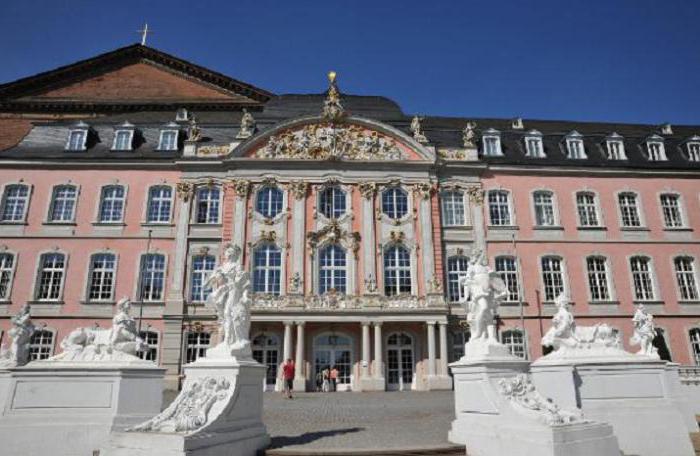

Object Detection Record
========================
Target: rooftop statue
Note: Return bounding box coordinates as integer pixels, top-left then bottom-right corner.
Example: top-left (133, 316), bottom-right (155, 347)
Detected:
top-left (462, 121), bottom-right (477, 148)
top-left (630, 304), bottom-right (659, 358)
top-left (321, 71), bottom-right (345, 121)
top-left (49, 297), bottom-right (148, 363)
top-left (203, 244), bottom-right (253, 359)
top-left (0, 304), bottom-right (35, 367)
top-left (236, 108), bottom-right (256, 139)
top-left (186, 115), bottom-right (202, 142)
top-left (410, 115), bottom-right (428, 143)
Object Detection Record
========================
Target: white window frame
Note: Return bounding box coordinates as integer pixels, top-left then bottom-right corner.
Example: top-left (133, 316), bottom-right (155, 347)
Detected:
top-left (381, 187), bottom-right (410, 220)
top-left (585, 255), bottom-right (613, 302)
top-left (194, 186), bottom-right (221, 224)
top-left (487, 189), bottom-right (513, 226)
top-left (137, 253), bottom-right (167, 302)
top-left (137, 329), bottom-right (160, 362)
top-left (605, 133), bottom-right (627, 160)
top-left (685, 137), bottom-right (700, 162)
top-left (190, 254), bottom-right (216, 303)
top-left (524, 130), bottom-right (545, 158)
top-left (659, 193), bottom-right (685, 229)
top-left (564, 131), bottom-right (587, 159)
top-left (0, 183), bottom-right (31, 223)
top-left (689, 328), bottom-right (700, 366)
top-left (531, 190), bottom-right (558, 227)
top-left (575, 191), bottom-right (602, 227)
top-left (97, 184), bottom-right (127, 223)
top-left (0, 251), bottom-right (17, 301)
top-left (145, 185), bottom-right (174, 224)
top-left (674, 256), bottom-right (699, 302)
top-left (112, 122), bottom-right (135, 151)
top-left (440, 190), bottom-right (467, 227)
top-left (617, 191), bottom-right (643, 228)
top-left (494, 255), bottom-right (521, 303)
top-left (644, 135), bottom-right (667, 161)
top-left (47, 184), bottom-right (79, 223)
top-left (184, 330), bottom-right (211, 364)
top-left (86, 252), bottom-right (118, 303)
top-left (540, 255), bottom-right (567, 302)
top-left (318, 244), bottom-right (348, 295)
top-left (500, 328), bottom-right (528, 359)
top-left (65, 123), bottom-right (89, 151)
top-left (158, 124), bottom-right (180, 151)
top-left (481, 128), bottom-right (503, 157)
top-left (255, 186), bottom-right (284, 219)
top-left (318, 185), bottom-right (348, 220)
top-left (446, 255), bottom-right (469, 303)
top-left (252, 243), bottom-right (282, 295)
top-left (383, 244), bottom-right (413, 296)
top-left (34, 252), bottom-right (67, 302)
top-left (629, 255), bottom-right (657, 302)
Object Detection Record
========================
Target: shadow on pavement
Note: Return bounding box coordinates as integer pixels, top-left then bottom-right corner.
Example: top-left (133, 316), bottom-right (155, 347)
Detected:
top-left (269, 427), bottom-right (365, 448)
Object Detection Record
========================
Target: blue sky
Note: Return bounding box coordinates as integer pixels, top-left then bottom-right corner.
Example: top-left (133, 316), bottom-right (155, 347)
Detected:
top-left (1, 0), bottom-right (699, 124)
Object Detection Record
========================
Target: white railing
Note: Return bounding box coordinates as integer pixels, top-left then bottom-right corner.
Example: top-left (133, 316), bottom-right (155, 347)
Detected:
top-left (250, 293), bottom-right (446, 310)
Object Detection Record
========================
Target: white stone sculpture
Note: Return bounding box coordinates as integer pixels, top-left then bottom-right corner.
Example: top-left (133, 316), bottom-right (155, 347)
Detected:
top-left (236, 109), bottom-right (256, 139)
top-left (203, 244), bottom-right (253, 359)
top-left (630, 304), bottom-right (659, 358)
top-left (49, 297), bottom-right (148, 363)
top-left (129, 376), bottom-right (231, 433)
top-left (186, 116), bottom-right (202, 142)
top-left (497, 374), bottom-right (583, 426)
top-left (541, 293), bottom-right (578, 350)
top-left (410, 115), bottom-right (428, 143)
top-left (322, 71), bottom-right (345, 121)
top-left (462, 121), bottom-right (477, 148)
top-left (0, 304), bottom-right (35, 367)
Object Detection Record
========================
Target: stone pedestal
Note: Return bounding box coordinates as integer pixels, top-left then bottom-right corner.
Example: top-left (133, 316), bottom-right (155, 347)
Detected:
top-left (531, 356), bottom-right (695, 456)
top-left (0, 362), bottom-right (165, 456)
top-left (102, 357), bottom-right (269, 456)
top-left (426, 374), bottom-right (453, 390)
top-left (358, 377), bottom-right (385, 391)
top-left (448, 356), bottom-right (620, 456)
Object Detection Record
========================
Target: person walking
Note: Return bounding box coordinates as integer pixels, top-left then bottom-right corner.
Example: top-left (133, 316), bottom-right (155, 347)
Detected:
top-left (315, 370), bottom-right (323, 392)
top-left (282, 358), bottom-right (295, 399)
top-left (330, 366), bottom-right (339, 392)
top-left (322, 367), bottom-right (330, 392)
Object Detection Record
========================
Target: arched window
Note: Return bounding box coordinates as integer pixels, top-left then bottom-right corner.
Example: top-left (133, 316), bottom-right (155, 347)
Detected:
top-left (0, 253), bottom-right (15, 300)
top-left (190, 255), bottom-right (216, 302)
top-left (49, 185), bottom-right (78, 222)
top-left (195, 186), bottom-right (220, 224)
top-left (501, 329), bottom-right (527, 359)
top-left (446, 256), bottom-right (469, 302)
top-left (87, 253), bottom-right (117, 302)
top-left (185, 331), bottom-right (210, 364)
top-left (36, 253), bottom-right (66, 301)
top-left (0, 184), bottom-right (30, 222)
top-left (690, 328), bottom-right (700, 365)
top-left (29, 329), bottom-right (54, 360)
top-left (256, 186), bottom-right (283, 218)
top-left (495, 256), bottom-right (520, 302)
top-left (381, 187), bottom-right (408, 220)
top-left (383, 245), bottom-right (411, 296)
top-left (576, 192), bottom-right (600, 227)
top-left (138, 330), bottom-right (159, 362)
top-left (98, 185), bottom-right (126, 223)
top-left (253, 244), bottom-right (281, 295)
top-left (146, 186), bottom-right (173, 223)
top-left (319, 186), bottom-right (346, 219)
top-left (319, 245), bottom-right (347, 294)
top-left (674, 257), bottom-right (699, 301)
top-left (487, 190), bottom-right (512, 226)
top-left (630, 256), bottom-right (655, 301)
top-left (440, 191), bottom-right (465, 226)
top-left (586, 256), bottom-right (611, 301)
top-left (541, 256), bottom-right (565, 301)
top-left (532, 190), bottom-right (556, 226)
top-left (138, 253), bottom-right (166, 302)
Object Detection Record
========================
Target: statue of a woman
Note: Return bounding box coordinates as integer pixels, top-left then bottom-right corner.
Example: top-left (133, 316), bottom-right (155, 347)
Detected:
top-left (458, 252), bottom-right (507, 342)
top-left (542, 293), bottom-right (578, 350)
top-left (0, 304), bottom-right (35, 366)
top-left (630, 304), bottom-right (659, 358)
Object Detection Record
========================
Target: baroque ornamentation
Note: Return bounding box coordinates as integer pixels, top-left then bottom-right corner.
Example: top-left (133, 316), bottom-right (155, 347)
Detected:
top-left (288, 181), bottom-right (308, 200)
top-left (49, 298), bottom-right (148, 363)
top-left (232, 180), bottom-right (250, 199)
top-left (236, 108), bottom-right (256, 139)
top-left (129, 376), bottom-right (231, 433)
top-left (364, 273), bottom-right (377, 293)
top-left (630, 304), bottom-right (659, 358)
top-left (428, 273), bottom-right (442, 293)
top-left (249, 294), bottom-right (440, 310)
top-left (288, 272), bottom-right (302, 293)
top-left (197, 145), bottom-right (231, 156)
top-left (462, 121), bottom-right (477, 148)
top-left (307, 220), bottom-right (361, 256)
top-left (321, 71), bottom-right (345, 121)
top-left (259, 231), bottom-right (277, 243)
top-left (410, 115), bottom-right (428, 144)
top-left (257, 124), bottom-right (405, 161)
top-left (497, 374), bottom-right (583, 426)
top-left (459, 251), bottom-right (507, 344)
top-left (358, 182), bottom-right (377, 199)
top-left (466, 186), bottom-right (484, 205)
top-left (0, 304), bottom-right (35, 367)
top-left (412, 182), bottom-right (435, 200)
top-left (389, 231), bottom-right (406, 243)
top-left (176, 182), bottom-right (194, 202)
top-left (186, 116), bottom-right (202, 142)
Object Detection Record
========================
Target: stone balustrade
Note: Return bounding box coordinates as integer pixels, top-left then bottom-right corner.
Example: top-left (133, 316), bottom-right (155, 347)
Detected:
top-left (250, 293), bottom-right (445, 310)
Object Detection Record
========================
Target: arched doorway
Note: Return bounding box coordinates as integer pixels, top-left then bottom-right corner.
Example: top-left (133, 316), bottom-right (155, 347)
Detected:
top-left (386, 332), bottom-right (414, 391)
top-left (313, 333), bottom-right (354, 391)
top-left (252, 333), bottom-right (280, 391)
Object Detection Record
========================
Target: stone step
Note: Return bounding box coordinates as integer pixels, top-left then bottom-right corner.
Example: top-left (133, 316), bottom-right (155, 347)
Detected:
top-left (263, 444), bottom-right (465, 456)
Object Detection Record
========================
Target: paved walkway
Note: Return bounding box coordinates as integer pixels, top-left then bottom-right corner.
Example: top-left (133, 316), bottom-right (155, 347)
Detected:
top-left (263, 391), bottom-right (457, 453)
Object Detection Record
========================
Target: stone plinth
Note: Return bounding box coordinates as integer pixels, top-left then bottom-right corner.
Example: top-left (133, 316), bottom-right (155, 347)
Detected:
top-left (358, 377), bottom-right (386, 391)
top-left (448, 357), bottom-right (620, 456)
top-left (0, 362), bottom-right (165, 456)
top-left (102, 357), bottom-right (269, 456)
top-left (531, 356), bottom-right (695, 456)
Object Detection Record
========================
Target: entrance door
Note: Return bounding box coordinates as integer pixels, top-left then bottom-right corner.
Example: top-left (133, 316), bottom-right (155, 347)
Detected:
top-left (252, 334), bottom-right (280, 391)
top-left (387, 332), bottom-right (414, 391)
top-left (314, 333), bottom-right (354, 391)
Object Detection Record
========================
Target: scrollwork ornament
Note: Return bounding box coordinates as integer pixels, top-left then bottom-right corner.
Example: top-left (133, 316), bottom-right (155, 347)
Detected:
top-left (466, 186), bottom-right (484, 205)
top-left (176, 182), bottom-right (194, 202)
top-left (232, 180), bottom-right (250, 199)
top-left (288, 181), bottom-right (309, 200)
top-left (413, 182), bottom-right (435, 200)
top-left (358, 182), bottom-right (377, 199)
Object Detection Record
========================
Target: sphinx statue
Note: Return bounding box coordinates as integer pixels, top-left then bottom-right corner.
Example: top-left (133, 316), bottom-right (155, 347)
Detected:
top-left (0, 304), bottom-right (35, 367)
top-left (630, 304), bottom-right (659, 358)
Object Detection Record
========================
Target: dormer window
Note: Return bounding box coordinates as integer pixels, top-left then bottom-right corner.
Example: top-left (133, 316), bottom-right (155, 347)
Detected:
top-left (605, 133), bottom-right (627, 160)
top-left (176, 108), bottom-right (189, 122)
top-left (158, 123), bottom-right (179, 151)
top-left (112, 121), bottom-right (135, 151)
top-left (524, 130), bottom-right (544, 158)
top-left (482, 128), bottom-right (502, 156)
top-left (565, 131), bottom-right (586, 159)
top-left (645, 135), bottom-right (667, 161)
top-left (685, 136), bottom-right (700, 162)
top-left (65, 122), bottom-right (89, 151)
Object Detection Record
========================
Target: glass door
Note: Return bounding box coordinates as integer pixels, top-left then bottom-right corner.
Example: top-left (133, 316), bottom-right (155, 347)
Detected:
top-left (387, 332), bottom-right (414, 391)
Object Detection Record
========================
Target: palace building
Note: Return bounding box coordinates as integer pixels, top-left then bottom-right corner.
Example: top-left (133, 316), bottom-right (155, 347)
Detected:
top-left (1, 44), bottom-right (700, 392)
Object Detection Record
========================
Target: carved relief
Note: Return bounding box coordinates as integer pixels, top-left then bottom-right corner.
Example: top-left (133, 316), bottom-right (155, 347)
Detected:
top-left (257, 124), bottom-right (406, 161)
top-left (358, 182), bottom-right (377, 199)
top-left (176, 182), bottom-right (194, 202)
top-left (466, 186), bottom-right (484, 205)
top-left (412, 182), bottom-right (435, 200)
top-left (249, 294), bottom-right (440, 310)
top-left (197, 145), bottom-right (231, 156)
top-left (288, 272), bottom-right (302, 294)
top-left (307, 220), bottom-right (361, 257)
top-left (497, 374), bottom-right (582, 426)
top-left (232, 180), bottom-right (250, 199)
top-left (288, 181), bottom-right (309, 200)
top-left (389, 231), bottom-right (406, 243)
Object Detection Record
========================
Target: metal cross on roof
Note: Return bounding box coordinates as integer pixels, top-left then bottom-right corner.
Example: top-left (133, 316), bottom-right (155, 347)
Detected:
top-left (137, 23), bottom-right (152, 46)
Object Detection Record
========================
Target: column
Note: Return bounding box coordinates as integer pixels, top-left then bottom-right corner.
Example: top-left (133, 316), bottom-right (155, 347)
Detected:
top-left (427, 321), bottom-right (436, 377)
top-left (373, 322), bottom-right (383, 378)
top-left (439, 321), bottom-right (448, 375)
top-left (293, 321), bottom-right (305, 391)
top-left (283, 321), bottom-right (293, 361)
top-left (361, 322), bottom-right (371, 377)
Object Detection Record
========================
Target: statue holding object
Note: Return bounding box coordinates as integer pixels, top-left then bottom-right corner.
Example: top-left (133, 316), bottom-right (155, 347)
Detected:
top-left (630, 304), bottom-right (659, 358)
top-left (0, 304), bottom-right (35, 367)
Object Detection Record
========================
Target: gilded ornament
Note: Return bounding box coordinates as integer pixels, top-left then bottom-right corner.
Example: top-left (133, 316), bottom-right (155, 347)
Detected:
top-left (321, 71), bottom-right (345, 121)
top-left (288, 181), bottom-right (308, 200)
top-left (358, 182), bottom-right (377, 199)
top-left (413, 182), bottom-right (435, 200)
top-left (176, 182), bottom-right (194, 201)
top-left (232, 180), bottom-right (250, 199)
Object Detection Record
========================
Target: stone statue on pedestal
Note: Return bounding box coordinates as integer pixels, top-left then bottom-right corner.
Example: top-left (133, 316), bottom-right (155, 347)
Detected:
top-left (630, 304), bottom-right (659, 358)
top-left (462, 121), bottom-right (477, 148)
top-left (541, 293), bottom-right (578, 350)
top-left (203, 244), bottom-right (252, 359)
top-left (49, 298), bottom-right (148, 363)
top-left (236, 109), bottom-right (256, 139)
top-left (0, 304), bottom-right (35, 367)
top-left (410, 115), bottom-right (428, 143)
top-left (187, 116), bottom-right (202, 142)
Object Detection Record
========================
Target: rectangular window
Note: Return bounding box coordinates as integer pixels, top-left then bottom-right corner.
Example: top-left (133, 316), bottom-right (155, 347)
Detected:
top-left (483, 136), bottom-right (501, 156)
top-left (49, 185), bottom-right (78, 222)
top-left (688, 143), bottom-right (700, 162)
top-left (29, 330), bottom-right (54, 360)
top-left (98, 185), bottom-right (125, 222)
top-left (440, 191), bottom-right (465, 226)
top-left (88, 253), bottom-right (116, 302)
top-left (660, 194), bottom-right (683, 228)
top-left (139, 254), bottom-right (166, 302)
top-left (541, 256), bottom-right (564, 301)
top-left (488, 190), bottom-right (511, 226)
top-left (185, 331), bottom-right (211, 363)
top-left (586, 257), bottom-right (610, 301)
top-left (446, 256), bottom-right (469, 302)
top-left (647, 142), bottom-right (666, 161)
top-left (501, 330), bottom-right (527, 359)
top-left (191, 255), bottom-right (216, 302)
top-left (0, 253), bottom-right (14, 300)
top-left (195, 187), bottom-right (220, 224)
top-left (146, 186), bottom-right (172, 223)
top-left (1, 184), bottom-right (29, 222)
top-left (158, 130), bottom-right (178, 151)
top-left (138, 331), bottom-right (159, 361)
top-left (607, 140), bottom-right (625, 160)
top-left (576, 193), bottom-right (599, 227)
top-left (495, 256), bottom-right (520, 302)
top-left (618, 193), bottom-right (641, 227)
top-left (112, 130), bottom-right (133, 151)
top-left (690, 329), bottom-right (700, 365)
top-left (675, 257), bottom-right (699, 301)
top-left (66, 130), bottom-right (86, 151)
top-left (533, 191), bottom-right (556, 226)
top-left (37, 253), bottom-right (65, 301)
top-left (566, 139), bottom-right (585, 159)
top-left (630, 257), bottom-right (655, 301)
